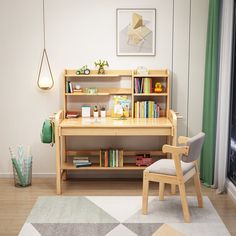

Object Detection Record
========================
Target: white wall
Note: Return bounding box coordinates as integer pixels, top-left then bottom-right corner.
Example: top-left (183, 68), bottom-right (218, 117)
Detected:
top-left (0, 0), bottom-right (208, 176)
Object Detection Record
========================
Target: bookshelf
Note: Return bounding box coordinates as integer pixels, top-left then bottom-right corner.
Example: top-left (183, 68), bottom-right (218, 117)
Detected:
top-left (64, 69), bottom-right (170, 119)
top-left (132, 69), bottom-right (170, 118)
top-left (54, 68), bottom-right (176, 194)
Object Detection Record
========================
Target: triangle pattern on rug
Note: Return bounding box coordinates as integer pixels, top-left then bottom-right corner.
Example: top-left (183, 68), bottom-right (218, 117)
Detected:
top-left (106, 224), bottom-right (137, 236)
top-left (32, 223), bottom-right (119, 236)
top-left (27, 196), bottom-right (119, 224)
top-left (123, 223), bottom-right (163, 236)
top-left (86, 196), bottom-right (155, 222)
top-left (152, 224), bottom-right (184, 236)
top-left (18, 223), bottom-right (41, 236)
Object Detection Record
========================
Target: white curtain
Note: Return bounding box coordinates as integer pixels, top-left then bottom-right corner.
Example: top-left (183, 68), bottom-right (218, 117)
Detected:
top-left (214, 0), bottom-right (234, 193)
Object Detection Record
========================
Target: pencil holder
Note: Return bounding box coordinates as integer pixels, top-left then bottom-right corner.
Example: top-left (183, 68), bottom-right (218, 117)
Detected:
top-left (10, 145), bottom-right (32, 187)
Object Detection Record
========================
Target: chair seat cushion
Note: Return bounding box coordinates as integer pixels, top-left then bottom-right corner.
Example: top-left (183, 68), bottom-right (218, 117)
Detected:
top-left (146, 159), bottom-right (195, 176)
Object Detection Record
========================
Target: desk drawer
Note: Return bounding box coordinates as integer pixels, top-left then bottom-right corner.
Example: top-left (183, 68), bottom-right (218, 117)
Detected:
top-left (61, 127), bottom-right (172, 136)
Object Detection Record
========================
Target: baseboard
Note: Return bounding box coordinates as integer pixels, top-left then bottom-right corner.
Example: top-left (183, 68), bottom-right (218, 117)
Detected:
top-left (226, 178), bottom-right (236, 204)
top-left (0, 173), bottom-right (56, 178)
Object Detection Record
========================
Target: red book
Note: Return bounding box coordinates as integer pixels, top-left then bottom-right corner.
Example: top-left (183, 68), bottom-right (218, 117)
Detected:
top-left (105, 150), bottom-right (108, 167)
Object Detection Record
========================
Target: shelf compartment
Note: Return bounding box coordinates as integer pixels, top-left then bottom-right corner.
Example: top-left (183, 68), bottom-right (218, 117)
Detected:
top-left (65, 69), bottom-right (132, 78)
top-left (66, 150), bottom-right (165, 157)
top-left (65, 88), bottom-right (132, 96)
top-left (133, 93), bottom-right (168, 96)
top-left (61, 162), bottom-right (146, 170)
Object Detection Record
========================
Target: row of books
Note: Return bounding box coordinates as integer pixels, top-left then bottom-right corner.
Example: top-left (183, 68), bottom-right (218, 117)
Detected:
top-left (66, 81), bottom-right (82, 93)
top-left (134, 77), bottom-right (152, 94)
top-left (134, 101), bottom-right (160, 118)
top-left (100, 149), bottom-right (124, 167)
top-left (73, 157), bottom-right (92, 168)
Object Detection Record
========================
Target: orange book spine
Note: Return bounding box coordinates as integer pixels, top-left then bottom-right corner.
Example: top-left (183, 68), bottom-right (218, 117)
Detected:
top-left (105, 150), bottom-right (108, 167)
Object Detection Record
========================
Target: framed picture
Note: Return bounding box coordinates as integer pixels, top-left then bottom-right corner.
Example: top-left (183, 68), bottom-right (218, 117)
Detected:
top-left (116, 8), bottom-right (156, 56)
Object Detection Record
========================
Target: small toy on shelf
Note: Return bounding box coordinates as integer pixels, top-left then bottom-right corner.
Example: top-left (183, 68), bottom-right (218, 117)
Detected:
top-left (76, 65), bottom-right (90, 75)
top-left (73, 84), bottom-right (83, 93)
top-left (135, 154), bottom-right (153, 166)
top-left (136, 66), bottom-right (149, 75)
top-left (154, 82), bottom-right (163, 93)
top-left (94, 60), bottom-right (109, 74)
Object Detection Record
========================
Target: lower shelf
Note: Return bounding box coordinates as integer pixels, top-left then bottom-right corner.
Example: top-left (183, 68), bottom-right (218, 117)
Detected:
top-left (61, 162), bottom-right (146, 170)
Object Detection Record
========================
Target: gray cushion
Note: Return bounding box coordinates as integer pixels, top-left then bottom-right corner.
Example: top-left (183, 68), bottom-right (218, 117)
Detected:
top-left (146, 159), bottom-right (195, 176)
top-left (182, 132), bottom-right (205, 163)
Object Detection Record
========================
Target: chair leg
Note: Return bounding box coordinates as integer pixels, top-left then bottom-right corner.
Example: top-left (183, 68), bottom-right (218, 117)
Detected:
top-left (142, 171), bottom-right (149, 215)
top-left (159, 182), bottom-right (165, 201)
top-left (171, 184), bottom-right (176, 194)
top-left (193, 173), bottom-right (203, 208)
top-left (178, 182), bottom-right (190, 223)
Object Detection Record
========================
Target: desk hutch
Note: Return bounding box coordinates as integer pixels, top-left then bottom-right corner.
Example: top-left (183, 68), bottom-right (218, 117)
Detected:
top-left (54, 69), bottom-right (177, 194)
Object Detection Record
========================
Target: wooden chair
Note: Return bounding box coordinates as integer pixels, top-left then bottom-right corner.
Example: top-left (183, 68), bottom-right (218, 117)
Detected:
top-left (142, 132), bottom-right (205, 223)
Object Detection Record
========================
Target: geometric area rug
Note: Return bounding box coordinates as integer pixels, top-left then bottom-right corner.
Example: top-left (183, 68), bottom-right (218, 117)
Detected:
top-left (18, 196), bottom-right (230, 236)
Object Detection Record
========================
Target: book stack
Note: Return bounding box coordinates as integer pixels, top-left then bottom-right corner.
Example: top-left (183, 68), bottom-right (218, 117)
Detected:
top-left (100, 149), bottom-right (124, 167)
top-left (134, 101), bottom-right (160, 118)
top-left (66, 111), bottom-right (79, 118)
top-left (73, 157), bottom-right (92, 168)
top-left (134, 77), bottom-right (152, 94)
top-left (66, 81), bottom-right (73, 93)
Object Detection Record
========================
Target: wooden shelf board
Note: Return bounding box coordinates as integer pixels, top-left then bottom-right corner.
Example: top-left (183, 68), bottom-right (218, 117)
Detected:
top-left (61, 162), bottom-right (146, 170)
top-left (133, 93), bottom-right (168, 96)
top-left (65, 92), bottom-right (132, 96)
top-left (65, 93), bottom-right (109, 96)
top-left (133, 74), bottom-right (168, 78)
top-left (66, 150), bottom-right (165, 156)
top-left (65, 69), bottom-right (132, 77)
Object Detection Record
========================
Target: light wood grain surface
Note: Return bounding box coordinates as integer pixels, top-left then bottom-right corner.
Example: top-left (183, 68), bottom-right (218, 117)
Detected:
top-left (0, 178), bottom-right (236, 236)
top-left (60, 117), bottom-right (173, 128)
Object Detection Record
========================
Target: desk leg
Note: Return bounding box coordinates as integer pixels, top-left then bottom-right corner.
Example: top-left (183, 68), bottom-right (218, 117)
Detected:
top-left (61, 136), bottom-right (67, 181)
top-left (55, 127), bottom-right (62, 195)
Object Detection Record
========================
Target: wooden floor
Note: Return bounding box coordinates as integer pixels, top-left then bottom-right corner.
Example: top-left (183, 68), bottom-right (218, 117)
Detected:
top-left (0, 178), bottom-right (236, 236)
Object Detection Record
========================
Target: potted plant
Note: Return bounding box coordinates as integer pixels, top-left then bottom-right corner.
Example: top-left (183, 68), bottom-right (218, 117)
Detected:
top-left (100, 106), bottom-right (106, 118)
top-left (93, 105), bottom-right (99, 118)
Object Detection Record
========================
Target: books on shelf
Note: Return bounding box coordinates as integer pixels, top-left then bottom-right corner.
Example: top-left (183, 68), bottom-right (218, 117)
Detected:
top-left (66, 81), bottom-right (73, 93)
top-left (112, 96), bottom-right (130, 118)
top-left (134, 101), bottom-right (160, 118)
top-left (73, 157), bottom-right (92, 168)
top-left (66, 111), bottom-right (79, 118)
top-left (134, 77), bottom-right (153, 94)
top-left (100, 149), bottom-right (124, 167)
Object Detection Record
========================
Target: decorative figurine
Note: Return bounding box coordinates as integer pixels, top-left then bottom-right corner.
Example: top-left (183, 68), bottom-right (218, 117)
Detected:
top-left (94, 60), bottom-right (109, 74)
top-left (154, 82), bottom-right (163, 93)
top-left (76, 65), bottom-right (90, 75)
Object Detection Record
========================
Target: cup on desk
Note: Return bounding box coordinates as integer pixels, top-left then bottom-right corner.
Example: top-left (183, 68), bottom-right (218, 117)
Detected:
top-left (101, 110), bottom-right (106, 118)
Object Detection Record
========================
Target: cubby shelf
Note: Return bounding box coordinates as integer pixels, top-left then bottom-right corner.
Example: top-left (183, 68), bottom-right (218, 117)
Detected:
top-left (133, 93), bottom-right (168, 96)
top-left (61, 162), bottom-right (146, 170)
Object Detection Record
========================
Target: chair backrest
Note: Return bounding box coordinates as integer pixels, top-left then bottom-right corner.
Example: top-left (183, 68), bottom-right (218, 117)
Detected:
top-left (182, 132), bottom-right (205, 163)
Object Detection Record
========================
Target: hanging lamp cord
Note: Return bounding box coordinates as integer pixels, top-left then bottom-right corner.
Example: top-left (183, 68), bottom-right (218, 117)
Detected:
top-left (43, 0), bottom-right (46, 49)
top-left (37, 0), bottom-right (54, 90)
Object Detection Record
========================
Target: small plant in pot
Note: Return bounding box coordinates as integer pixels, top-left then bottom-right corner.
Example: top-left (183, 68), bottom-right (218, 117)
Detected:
top-left (100, 106), bottom-right (106, 118)
top-left (93, 105), bottom-right (99, 118)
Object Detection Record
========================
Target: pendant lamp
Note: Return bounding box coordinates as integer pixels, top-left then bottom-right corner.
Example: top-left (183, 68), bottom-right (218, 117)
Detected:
top-left (37, 0), bottom-right (54, 90)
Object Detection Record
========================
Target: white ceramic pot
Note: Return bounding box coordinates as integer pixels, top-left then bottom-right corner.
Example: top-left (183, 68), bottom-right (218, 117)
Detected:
top-left (94, 111), bottom-right (99, 118)
top-left (101, 110), bottom-right (106, 118)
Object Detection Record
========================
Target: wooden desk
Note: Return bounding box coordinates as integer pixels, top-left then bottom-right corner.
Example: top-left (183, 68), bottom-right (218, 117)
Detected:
top-left (54, 110), bottom-right (177, 194)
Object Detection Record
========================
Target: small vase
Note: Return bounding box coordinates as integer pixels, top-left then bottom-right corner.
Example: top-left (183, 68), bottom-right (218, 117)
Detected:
top-left (94, 111), bottom-right (99, 118)
top-left (101, 110), bottom-right (106, 118)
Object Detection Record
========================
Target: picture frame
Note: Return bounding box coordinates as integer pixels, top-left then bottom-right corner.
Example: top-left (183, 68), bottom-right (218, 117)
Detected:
top-left (116, 8), bottom-right (156, 56)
